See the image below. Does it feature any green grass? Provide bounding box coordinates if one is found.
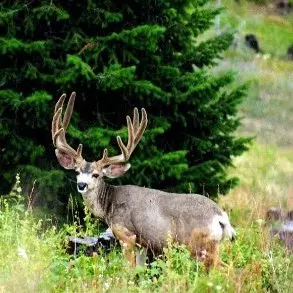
[215,51,293,145]
[1,147,293,293]
[212,0,293,146]
[0,196,291,293]
[220,0,293,57]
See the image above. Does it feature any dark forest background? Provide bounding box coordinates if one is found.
[0,0,250,213]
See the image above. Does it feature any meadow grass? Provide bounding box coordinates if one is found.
[209,0,293,146]
[220,0,293,57]
[221,143,293,219]
[1,144,292,293]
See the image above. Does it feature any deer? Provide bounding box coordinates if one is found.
[52,92,236,269]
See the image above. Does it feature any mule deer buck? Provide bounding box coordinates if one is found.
[52,92,236,268]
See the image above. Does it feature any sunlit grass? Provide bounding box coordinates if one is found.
[220,0,293,57]
[221,143,293,223]
[0,196,292,293]
[209,0,293,146]
[215,48,293,145]
[1,144,293,292]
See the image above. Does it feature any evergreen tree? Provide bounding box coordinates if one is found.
[0,0,250,209]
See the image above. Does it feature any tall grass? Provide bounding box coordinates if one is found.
[1,145,292,292]
[220,0,293,57]
[214,0,293,146]
[221,143,293,220]
[215,51,293,146]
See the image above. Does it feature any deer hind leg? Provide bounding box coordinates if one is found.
[112,224,137,267]
[188,230,220,271]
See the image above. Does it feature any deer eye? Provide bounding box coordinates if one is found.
[92,173,99,178]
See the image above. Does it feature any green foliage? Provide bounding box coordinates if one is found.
[1,187,292,292]
[0,0,250,210]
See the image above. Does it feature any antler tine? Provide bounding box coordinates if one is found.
[52,92,83,161]
[77,144,83,157]
[63,92,76,130]
[95,108,147,167]
[102,149,109,160]
[52,107,62,146]
[134,108,147,145]
[117,135,130,160]
[126,115,135,151]
[54,93,66,113]
[56,128,78,157]
[132,107,139,133]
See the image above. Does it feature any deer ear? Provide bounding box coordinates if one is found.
[55,149,76,170]
[102,163,131,178]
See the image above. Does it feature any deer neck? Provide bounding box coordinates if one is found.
[81,178,113,221]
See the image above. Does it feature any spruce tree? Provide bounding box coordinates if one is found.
[0,0,250,209]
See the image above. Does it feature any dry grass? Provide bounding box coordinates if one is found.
[221,143,293,225]
[1,143,292,292]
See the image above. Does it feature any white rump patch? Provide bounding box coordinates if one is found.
[209,215,225,241]
[209,212,236,241]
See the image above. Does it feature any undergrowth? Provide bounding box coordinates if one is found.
[0,164,292,292]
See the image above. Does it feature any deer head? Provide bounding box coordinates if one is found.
[52,92,147,194]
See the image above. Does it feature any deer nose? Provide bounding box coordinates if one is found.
[77,182,88,191]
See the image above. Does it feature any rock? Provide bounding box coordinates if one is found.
[287,44,293,60]
[266,207,293,252]
[66,228,118,256]
[266,207,284,222]
[278,211,293,252]
[275,0,292,15]
[244,34,261,53]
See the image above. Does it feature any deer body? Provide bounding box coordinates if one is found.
[52,92,235,268]
[83,179,233,250]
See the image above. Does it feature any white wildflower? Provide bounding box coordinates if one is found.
[256,219,264,226]
[263,54,271,60]
[104,280,110,290]
[17,248,28,260]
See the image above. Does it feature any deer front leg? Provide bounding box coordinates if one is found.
[201,240,220,270]
[112,224,137,267]
[188,230,220,271]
